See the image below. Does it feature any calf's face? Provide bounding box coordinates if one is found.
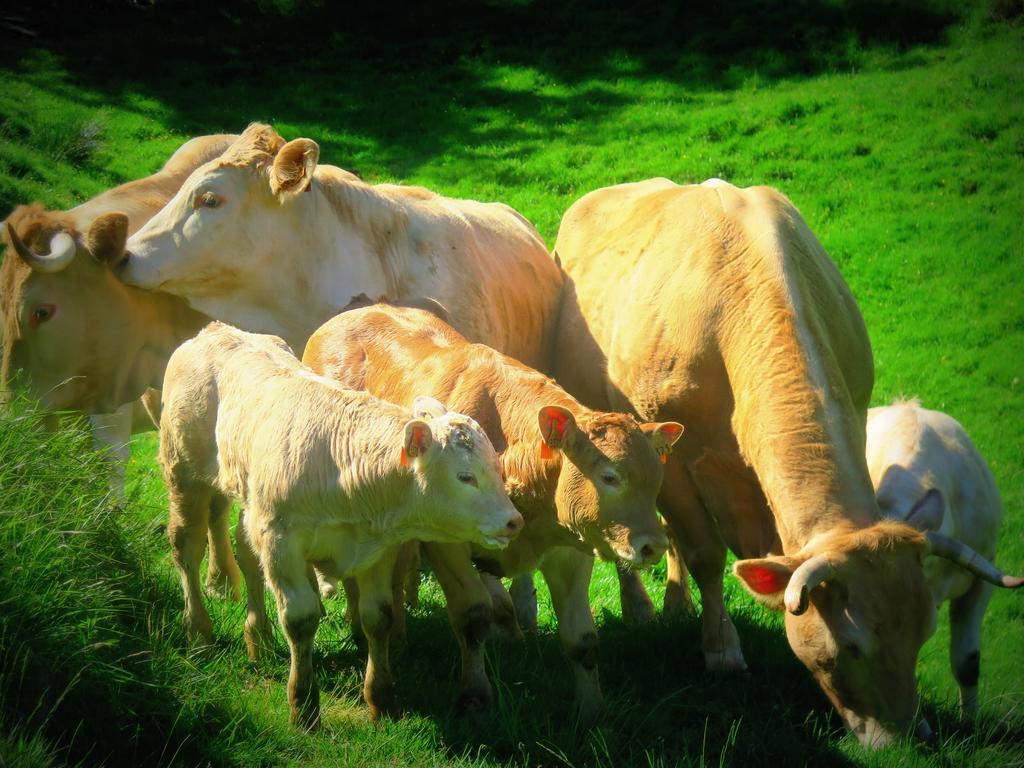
[409,397,523,549]
[539,406,682,567]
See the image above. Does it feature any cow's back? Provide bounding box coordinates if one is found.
[552,179,874,554]
[347,183,563,372]
[71,134,238,234]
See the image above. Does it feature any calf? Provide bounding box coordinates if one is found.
[159,322,521,728]
[302,303,682,720]
[866,400,1021,718]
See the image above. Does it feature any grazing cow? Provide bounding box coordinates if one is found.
[160,322,522,728]
[550,178,1021,746]
[302,303,682,720]
[866,400,1021,718]
[116,123,563,367]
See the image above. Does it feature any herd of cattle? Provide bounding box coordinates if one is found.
[1,124,1021,748]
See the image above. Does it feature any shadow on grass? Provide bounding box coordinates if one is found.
[373,605,856,767]
[0,0,964,195]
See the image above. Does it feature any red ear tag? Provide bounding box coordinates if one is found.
[400,447,409,467]
[661,452,668,465]
[539,441,554,460]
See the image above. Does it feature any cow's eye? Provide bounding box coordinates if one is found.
[600,471,620,487]
[458,472,478,487]
[196,191,221,209]
[30,304,57,329]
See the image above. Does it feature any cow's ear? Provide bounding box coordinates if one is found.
[270,138,319,201]
[86,212,128,266]
[905,488,944,532]
[733,556,801,611]
[642,421,684,461]
[403,419,434,462]
[537,405,577,452]
[412,395,447,420]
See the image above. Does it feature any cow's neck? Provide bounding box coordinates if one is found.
[718,268,878,552]
[294,177,426,346]
[128,290,209,392]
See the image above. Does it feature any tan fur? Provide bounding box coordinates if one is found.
[161,321,520,727]
[552,178,933,746]
[120,124,563,369]
[303,303,680,718]
[1,133,237,413]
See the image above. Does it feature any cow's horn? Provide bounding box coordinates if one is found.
[5,224,76,273]
[925,532,1024,588]
[784,554,835,615]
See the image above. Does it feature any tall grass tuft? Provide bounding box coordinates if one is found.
[0,400,249,766]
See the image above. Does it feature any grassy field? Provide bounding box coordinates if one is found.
[1,1,1022,765]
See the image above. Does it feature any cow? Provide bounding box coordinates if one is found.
[114,123,563,368]
[549,177,1022,746]
[301,302,682,720]
[159,321,523,729]
[1,134,242,595]
[865,400,1021,719]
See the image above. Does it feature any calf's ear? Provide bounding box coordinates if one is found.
[733,556,801,611]
[537,405,576,452]
[86,212,129,265]
[642,421,684,461]
[905,488,944,532]
[270,138,319,201]
[403,419,434,461]
[412,395,448,420]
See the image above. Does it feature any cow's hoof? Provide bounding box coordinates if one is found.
[621,597,656,626]
[704,650,748,674]
[205,572,241,601]
[573,697,604,728]
[456,685,493,713]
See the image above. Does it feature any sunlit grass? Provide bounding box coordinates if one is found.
[1,1,1022,765]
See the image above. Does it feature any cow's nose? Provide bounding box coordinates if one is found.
[630,534,668,565]
[505,511,524,536]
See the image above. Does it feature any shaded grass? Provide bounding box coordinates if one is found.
[1,0,1023,765]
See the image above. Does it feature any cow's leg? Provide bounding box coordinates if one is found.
[616,563,656,625]
[389,541,420,645]
[235,511,273,660]
[424,541,494,711]
[205,493,241,600]
[315,569,339,600]
[263,532,322,731]
[88,405,133,498]
[949,578,994,719]
[402,542,421,609]
[355,547,402,721]
[509,574,538,634]
[663,534,695,617]
[342,577,366,652]
[660,461,746,672]
[167,483,214,645]
[480,572,524,641]
[540,546,603,724]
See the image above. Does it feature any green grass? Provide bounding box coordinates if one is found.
[1,1,1022,765]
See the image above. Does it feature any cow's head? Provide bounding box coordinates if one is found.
[406,396,523,549]
[734,491,1023,747]
[117,124,320,308]
[538,405,682,567]
[1,206,143,413]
